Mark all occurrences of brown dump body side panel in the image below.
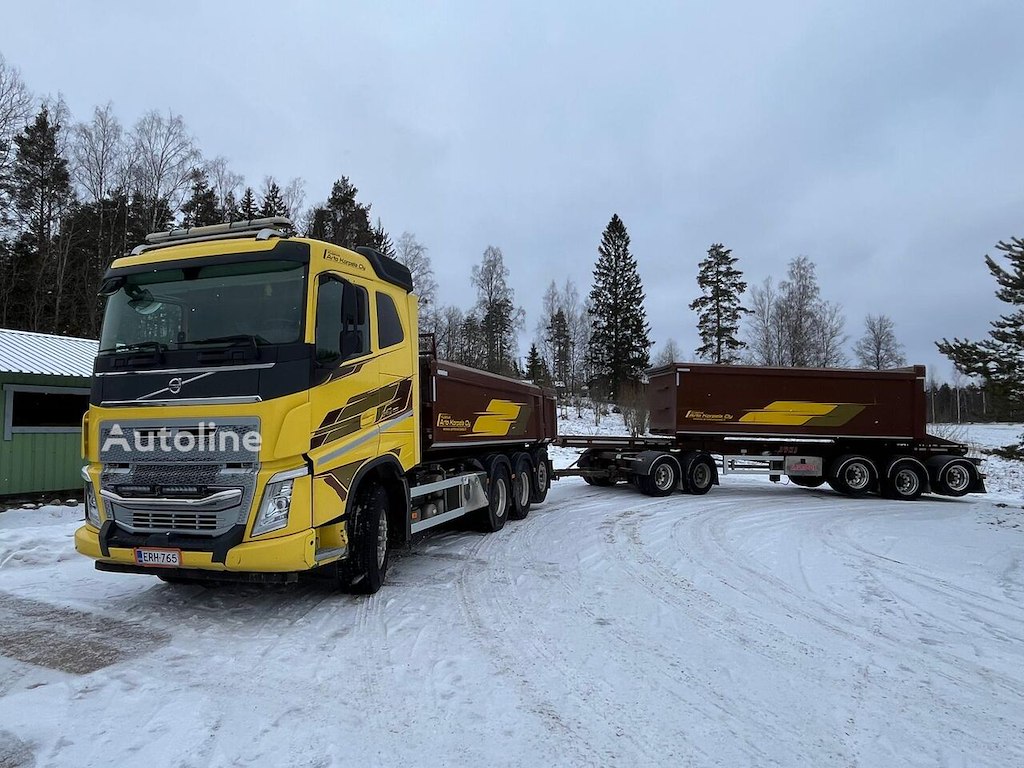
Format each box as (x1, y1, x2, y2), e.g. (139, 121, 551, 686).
(422, 359, 557, 452)
(648, 363, 927, 440)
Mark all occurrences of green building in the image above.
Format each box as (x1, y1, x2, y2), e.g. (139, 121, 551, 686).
(0, 328, 98, 498)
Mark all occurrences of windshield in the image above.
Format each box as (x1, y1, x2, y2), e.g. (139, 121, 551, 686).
(99, 259, 307, 352)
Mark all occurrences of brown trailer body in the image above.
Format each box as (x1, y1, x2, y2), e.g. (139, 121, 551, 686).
(421, 359, 557, 454)
(648, 363, 928, 440)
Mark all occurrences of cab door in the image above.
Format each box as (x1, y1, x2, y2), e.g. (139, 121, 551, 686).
(308, 273, 379, 524)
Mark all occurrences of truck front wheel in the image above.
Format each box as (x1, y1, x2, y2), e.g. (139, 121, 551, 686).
(347, 483, 390, 594)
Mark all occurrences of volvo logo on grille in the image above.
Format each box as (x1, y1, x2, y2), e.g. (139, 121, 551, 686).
(167, 377, 183, 394)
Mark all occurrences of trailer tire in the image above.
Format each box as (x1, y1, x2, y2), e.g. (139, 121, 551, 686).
(827, 455, 877, 497)
(929, 456, 978, 497)
(529, 448, 551, 504)
(509, 452, 533, 520)
(789, 476, 825, 489)
(584, 475, 615, 487)
(347, 482, 390, 594)
(684, 453, 716, 495)
(479, 455, 511, 532)
(637, 455, 679, 497)
(880, 458, 926, 501)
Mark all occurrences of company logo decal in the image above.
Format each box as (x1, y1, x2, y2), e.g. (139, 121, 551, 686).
(737, 401, 866, 427)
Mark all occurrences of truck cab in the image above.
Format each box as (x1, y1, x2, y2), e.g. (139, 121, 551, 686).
(75, 218, 420, 591)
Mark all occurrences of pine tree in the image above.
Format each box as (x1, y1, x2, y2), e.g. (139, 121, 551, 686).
(938, 236, 1024, 456)
(180, 168, 220, 227)
(259, 180, 287, 217)
(304, 176, 373, 248)
(238, 186, 259, 220)
(689, 243, 749, 363)
(587, 214, 651, 399)
(546, 308, 571, 389)
(5, 107, 73, 331)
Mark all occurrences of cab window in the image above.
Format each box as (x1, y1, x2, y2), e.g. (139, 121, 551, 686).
(316, 275, 370, 364)
(376, 292, 405, 349)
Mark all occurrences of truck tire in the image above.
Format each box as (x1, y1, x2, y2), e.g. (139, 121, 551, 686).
(827, 455, 876, 497)
(928, 456, 978, 497)
(479, 456, 511, 532)
(509, 452, 533, 520)
(530, 448, 551, 503)
(583, 475, 615, 487)
(636, 455, 679, 497)
(683, 453, 716, 495)
(880, 458, 926, 501)
(348, 483, 390, 594)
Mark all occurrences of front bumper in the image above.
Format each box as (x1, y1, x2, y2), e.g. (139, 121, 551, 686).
(74, 523, 317, 573)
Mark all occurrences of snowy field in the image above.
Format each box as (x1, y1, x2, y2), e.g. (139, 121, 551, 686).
(1, 422, 1022, 767)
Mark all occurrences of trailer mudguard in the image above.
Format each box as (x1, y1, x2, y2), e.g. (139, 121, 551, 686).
(632, 450, 682, 478)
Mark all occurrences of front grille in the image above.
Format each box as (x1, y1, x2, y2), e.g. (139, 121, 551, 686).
(128, 510, 222, 532)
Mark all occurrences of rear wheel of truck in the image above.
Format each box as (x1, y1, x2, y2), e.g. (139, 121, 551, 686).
(347, 483, 390, 594)
(637, 455, 679, 497)
(478, 456, 511, 532)
(509, 452, 533, 520)
(530, 448, 550, 503)
(684, 453, 716, 495)
(880, 459, 926, 501)
(827, 456, 876, 497)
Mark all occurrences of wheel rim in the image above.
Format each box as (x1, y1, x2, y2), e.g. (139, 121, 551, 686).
(843, 462, 871, 492)
(653, 463, 675, 491)
(536, 460, 548, 491)
(494, 477, 508, 518)
(692, 462, 711, 490)
(893, 467, 920, 496)
(944, 463, 971, 493)
(376, 510, 388, 568)
(518, 470, 530, 507)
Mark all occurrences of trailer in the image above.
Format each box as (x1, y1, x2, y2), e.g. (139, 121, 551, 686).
(75, 218, 555, 593)
(557, 363, 985, 501)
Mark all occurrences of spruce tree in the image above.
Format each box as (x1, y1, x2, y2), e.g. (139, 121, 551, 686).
(259, 181, 287, 217)
(938, 236, 1024, 456)
(238, 186, 259, 220)
(472, 246, 523, 376)
(689, 243, 750, 363)
(180, 169, 220, 227)
(587, 214, 651, 399)
(304, 176, 373, 248)
(525, 343, 551, 385)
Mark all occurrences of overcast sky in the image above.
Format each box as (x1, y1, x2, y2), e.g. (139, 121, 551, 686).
(3, 1, 1023, 381)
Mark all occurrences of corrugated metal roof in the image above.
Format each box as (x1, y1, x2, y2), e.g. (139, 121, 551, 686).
(0, 328, 98, 378)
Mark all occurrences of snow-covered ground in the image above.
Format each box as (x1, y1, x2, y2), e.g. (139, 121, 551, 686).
(1, 421, 1022, 767)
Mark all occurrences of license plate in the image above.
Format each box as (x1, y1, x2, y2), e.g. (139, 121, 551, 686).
(134, 548, 182, 568)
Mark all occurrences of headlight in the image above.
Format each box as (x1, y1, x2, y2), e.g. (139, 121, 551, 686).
(84, 483, 101, 528)
(252, 467, 307, 537)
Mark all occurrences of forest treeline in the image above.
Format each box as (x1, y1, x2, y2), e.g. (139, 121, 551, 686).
(1, 52, 1021, 429)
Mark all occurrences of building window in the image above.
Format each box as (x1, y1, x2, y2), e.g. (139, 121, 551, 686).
(3, 385, 90, 440)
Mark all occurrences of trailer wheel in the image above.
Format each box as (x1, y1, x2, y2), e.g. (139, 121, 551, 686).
(827, 455, 876, 497)
(637, 455, 679, 497)
(529, 448, 551, 504)
(583, 475, 615, 487)
(347, 482, 390, 594)
(789, 476, 825, 489)
(880, 459, 926, 501)
(478, 456, 511, 532)
(930, 456, 978, 497)
(685, 454, 716, 496)
(509, 452, 533, 520)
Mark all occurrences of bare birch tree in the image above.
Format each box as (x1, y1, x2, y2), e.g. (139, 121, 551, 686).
(130, 110, 200, 228)
(854, 314, 905, 369)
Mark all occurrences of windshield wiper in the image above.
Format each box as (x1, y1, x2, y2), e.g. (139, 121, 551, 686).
(107, 341, 168, 355)
(182, 334, 268, 347)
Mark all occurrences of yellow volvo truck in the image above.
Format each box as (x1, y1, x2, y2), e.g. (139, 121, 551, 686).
(75, 218, 556, 593)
